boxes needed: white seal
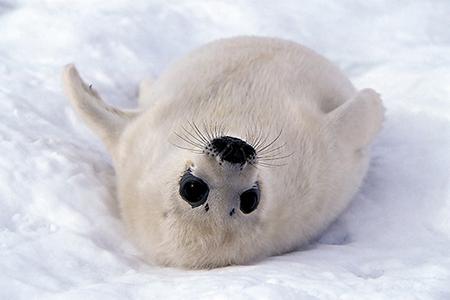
[63,36,384,269]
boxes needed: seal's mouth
[206,136,256,166]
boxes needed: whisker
[257,130,283,153]
[220,122,228,137]
[189,121,210,145]
[202,122,213,142]
[254,132,270,152]
[177,131,204,148]
[174,132,204,149]
[169,141,204,154]
[214,122,223,139]
[257,152,295,161]
[252,127,265,150]
[256,161,287,168]
[245,127,252,145]
[247,125,260,147]
[257,143,287,156]
[212,122,218,139]
[247,161,258,169]
[181,126,207,147]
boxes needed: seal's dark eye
[239,187,260,214]
[179,173,209,207]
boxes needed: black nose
[210,136,256,165]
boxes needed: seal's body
[63,36,384,268]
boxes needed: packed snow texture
[1,1,450,299]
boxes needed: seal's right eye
[179,173,209,208]
[239,187,260,214]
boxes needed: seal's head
[127,122,280,268]
[169,132,263,239]
[177,134,260,215]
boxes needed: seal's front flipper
[63,64,139,153]
[327,88,384,150]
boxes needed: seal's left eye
[179,173,209,208]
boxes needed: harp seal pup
[63,36,384,269]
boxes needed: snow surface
[1,0,450,299]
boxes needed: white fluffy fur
[63,36,384,269]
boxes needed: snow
[1,0,450,299]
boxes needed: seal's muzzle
[210,136,256,165]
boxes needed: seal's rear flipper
[63,64,139,153]
[327,88,384,151]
